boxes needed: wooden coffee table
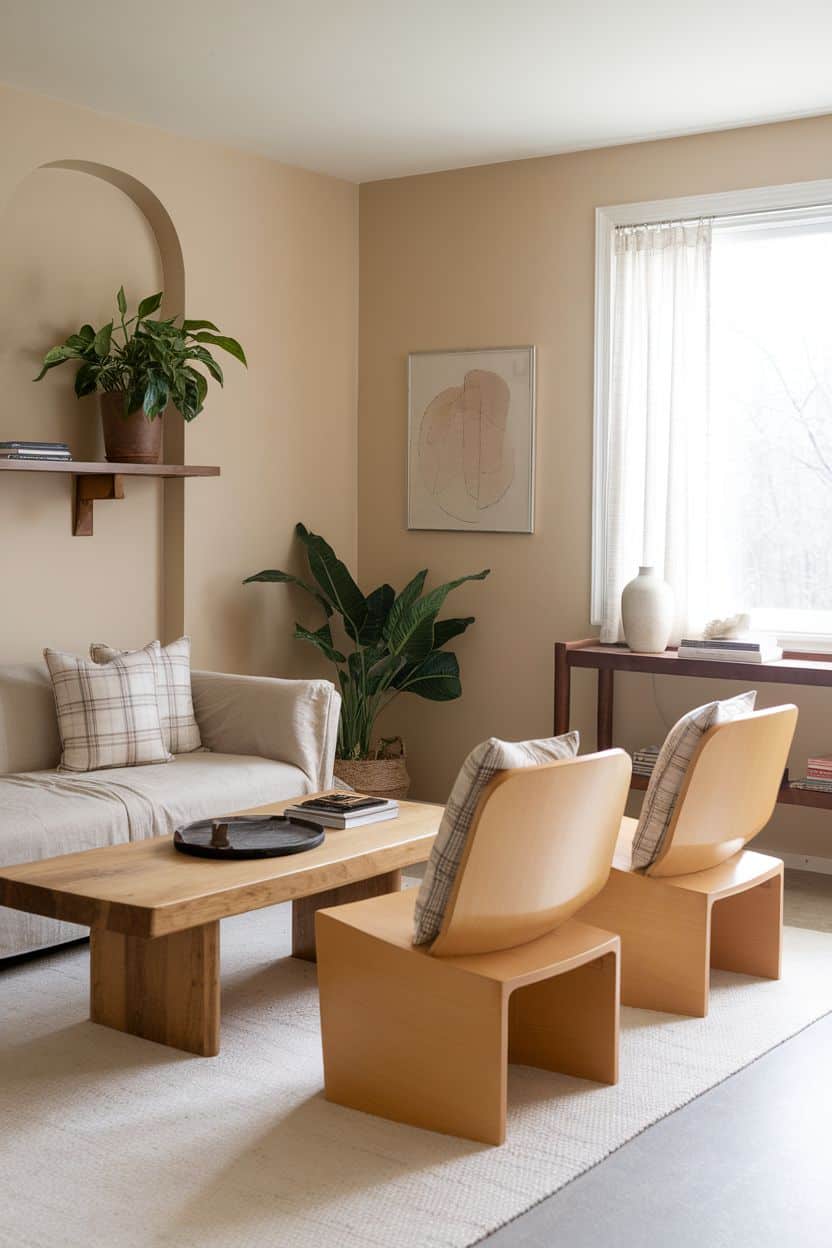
[0,794,441,1057]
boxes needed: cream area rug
[2,900,832,1248]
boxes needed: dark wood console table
[553,638,832,811]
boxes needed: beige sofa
[0,664,341,958]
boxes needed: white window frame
[592,176,832,639]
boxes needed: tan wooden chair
[578,704,798,1018]
[315,748,632,1145]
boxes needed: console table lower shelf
[554,638,832,811]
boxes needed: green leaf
[397,569,428,613]
[358,583,395,645]
[393,651,461,701]
[294,621,346,665]
[294,523,366,638]
[143,375,169,419]
[384,570,489,662]
[137,292,163,320]
[193,332,247,367]
[74,361,99,398]
[187,345,224,386]
[32,345,77,381]
[93,322,113,359]
[116,286,127,316]
[65,332,94,353]
[242,567,333,616]
[182,319,220,332]
[185,367,208,408]
[363,651,406,694]
[78,324,96,343]
[433,616,475,648]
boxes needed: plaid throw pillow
[90,637,201,755]
[412,732,580,946]
[630,690,757,870]
[44,647,171,773]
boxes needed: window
[594,181,832,648]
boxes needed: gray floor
[483,870,832,1248]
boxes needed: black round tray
[173,815,325,860]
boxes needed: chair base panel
[316,902,620,1145]
[578,852,784,1017]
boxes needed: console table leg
[597,669,614,750]
[554,642,571,734]
[90,922,220,1056]
[292,870,403,962]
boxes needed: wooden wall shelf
[554,638,832,814]
[0,459,220,535]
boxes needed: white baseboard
[778,851,832,876]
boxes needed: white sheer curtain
[600,220,712,644]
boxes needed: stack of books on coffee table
[791,755,832,793]
[285,793,399,828]
[0,440,72,462]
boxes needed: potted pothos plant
[245,523,490,797]
[34,287,247,464]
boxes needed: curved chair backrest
[430,749,632,958]
[647,704,798,879]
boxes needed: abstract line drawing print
[408,347,535,533]
[418,369,515,523]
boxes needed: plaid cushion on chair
[412,732,580,946]
[90,636,201,755]
[44,646,171,773]
[630,690,757,870]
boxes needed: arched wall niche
[2,159,187,647]
[41,160,187,463]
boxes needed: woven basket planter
[334,755,411,801]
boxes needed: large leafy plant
[34,287,246,422]
[245,523,490,759]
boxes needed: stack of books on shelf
[677,636,783,664]
[791,755,832,793]
[0,440,73,462]
[632,745,660,777]
[284,792,399,829]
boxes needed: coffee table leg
[90,922,221,1056]
[292,869,403,962]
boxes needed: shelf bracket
[73,473,125,536]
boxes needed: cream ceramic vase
[621,566,674,654]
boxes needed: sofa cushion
[91,637,202,756]
[0,664,60,774]
[631,690,757,870]
[44,646,171,773]
[412,732,580,947]
[0,752,312,958]
[87,750,314,837]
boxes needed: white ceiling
[2,0,832,183]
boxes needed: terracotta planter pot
[100,392,163,464]
[334,756,411,801]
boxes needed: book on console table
[791,777,832,792]
[632,745,660,776]
[678,637,783,664]
[807,754,832,779]
[285,793,399,829]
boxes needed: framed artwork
[407,346,535,533]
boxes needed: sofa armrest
[191,671,341,791]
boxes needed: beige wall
[358,113,832,861]
[0,82,357,677]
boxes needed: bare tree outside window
[710,224,832,627]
